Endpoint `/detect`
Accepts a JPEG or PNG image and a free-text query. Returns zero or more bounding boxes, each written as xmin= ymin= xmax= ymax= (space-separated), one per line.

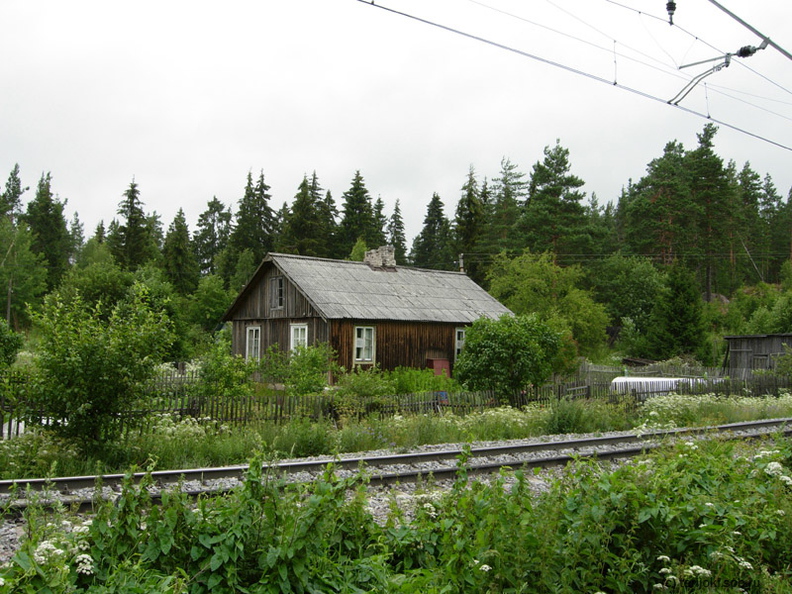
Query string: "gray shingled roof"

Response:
xmin=270 ymin=253 xmax=511 ymax=323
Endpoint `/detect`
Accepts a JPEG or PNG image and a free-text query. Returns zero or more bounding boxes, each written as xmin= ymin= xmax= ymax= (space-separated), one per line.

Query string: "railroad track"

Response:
xmin=2 ymin=417 xmax=791 ymax=513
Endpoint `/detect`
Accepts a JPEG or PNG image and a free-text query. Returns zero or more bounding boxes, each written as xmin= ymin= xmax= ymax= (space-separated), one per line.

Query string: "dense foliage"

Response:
xmin=0 ymin=122 xmax=790 ymax=361
xmin=3 ymin=434 xmax=792 ymax=592
xmin=29 ymin=285 xmax=174 ymax=450
xmin=454 ymin=314 xmax=565 ymax=399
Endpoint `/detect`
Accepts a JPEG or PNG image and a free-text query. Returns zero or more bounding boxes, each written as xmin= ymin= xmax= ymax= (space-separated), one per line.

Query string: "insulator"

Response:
xmin=666 ymin=1 xmax=677 ymax=25
xmin=737 ymin=45 xmax=756 ymax=58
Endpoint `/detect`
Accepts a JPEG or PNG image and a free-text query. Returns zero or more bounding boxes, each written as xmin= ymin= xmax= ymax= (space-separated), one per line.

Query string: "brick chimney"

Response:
xmin=364 ymin=245 xmax=397 ymax=269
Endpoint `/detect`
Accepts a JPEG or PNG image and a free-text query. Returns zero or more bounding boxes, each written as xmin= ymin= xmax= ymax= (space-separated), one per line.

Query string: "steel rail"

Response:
xmin=2 ymin=417 xmax=790 ymax=512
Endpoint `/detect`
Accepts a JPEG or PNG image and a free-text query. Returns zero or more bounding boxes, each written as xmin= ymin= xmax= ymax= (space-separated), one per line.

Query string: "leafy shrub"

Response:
xmin=30 ymin=285 xmax=174 ymax=452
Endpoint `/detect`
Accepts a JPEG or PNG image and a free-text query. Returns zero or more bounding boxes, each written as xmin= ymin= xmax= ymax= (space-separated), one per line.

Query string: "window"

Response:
xmin=354 ymin=326 xmax=375 ymax=363
xmin=455 ymin=327 xmax=466 ymax=360
xmin=290 ymin=323 xmax=308 ymax=351
xmin=246 ymin=326 xmax=261 ymax=360
xmin=270 ymin=276 xmax=284 ymax=309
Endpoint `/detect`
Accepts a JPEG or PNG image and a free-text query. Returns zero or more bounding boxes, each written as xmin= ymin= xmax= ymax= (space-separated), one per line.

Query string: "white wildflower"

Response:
xmin=75 ymin=553 xmax=94 ymax=575
xmin=765 ymin=462 xmax=784 ymax=477
xmin=657 ymin=555 xmax=670 ymax=563
xmin=777 ymin=510 xmax=786 ymax=516
xmin=738 ymin=560 xmax=753 ymax=570
xmin=479 ymin=564 xmax=491 ymax=572
xmin=659 ymin=567 xmax=672 ymax=575
xmin=422 ymin=503 xmax=437 ymax=518
xmin=683 ymin=565 xmax=712 ymax=578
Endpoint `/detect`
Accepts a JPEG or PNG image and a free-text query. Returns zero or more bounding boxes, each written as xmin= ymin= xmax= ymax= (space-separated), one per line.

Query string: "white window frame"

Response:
xmin=455 ymin=327 xmax=466 ymax=361
xmin=290 ymin=323 xmax=308 ymax=351
xmin=354 ymin=326 xmax=375 ymax=364
xmin=246 ymin=326 xmax=261 ymax=360
xmin=270 ymin=276 xmax=284 ymax=309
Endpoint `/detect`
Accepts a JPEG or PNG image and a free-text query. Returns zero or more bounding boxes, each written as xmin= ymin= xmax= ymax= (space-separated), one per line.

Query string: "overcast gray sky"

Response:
xmin=2 ymin=0 xmax=790 ymax=245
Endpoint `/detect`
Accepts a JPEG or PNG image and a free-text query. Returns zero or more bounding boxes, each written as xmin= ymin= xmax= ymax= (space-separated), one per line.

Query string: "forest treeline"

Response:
xmin=1 ymin=123 xmax=791 ymax=364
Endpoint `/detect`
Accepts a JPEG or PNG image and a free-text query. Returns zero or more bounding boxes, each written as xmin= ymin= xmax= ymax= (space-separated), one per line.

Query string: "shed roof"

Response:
xmin=224 ymin=252 xmax=512 ymax=324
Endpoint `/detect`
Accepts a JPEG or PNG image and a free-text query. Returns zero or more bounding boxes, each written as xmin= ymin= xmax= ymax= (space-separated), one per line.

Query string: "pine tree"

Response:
xmin=0 ymin=164 xmax=27 ymax=221
xmin=684 ymin=123 xmax=734 ymax=299
xmin=387 ymin=199 xmax=408 ymax=264
xmin=338 ymin=171 xmax=379 ymax=255
xmin=519 ymin=141 xmax=588 ymax=263
xmin=193 ymin=196 xmax=232 ymax=276
xmin=619 ymin=140 xmax=695 ymax=265
xmin=761 ymin=175 xmax=790 ymax=282
xmin=410 ymin=193 xmax=454 ymax=270
xmin=23 ymin=172 xmax=71 ymax=289
xmin=162 ymin=209 xmax=200 ymax=295
xmin=734 ymin=162 xmax=766 ymax=284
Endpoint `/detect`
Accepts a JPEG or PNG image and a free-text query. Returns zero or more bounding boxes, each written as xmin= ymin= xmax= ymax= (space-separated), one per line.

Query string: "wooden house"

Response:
xmin=221 ymin=246 xmax=512 ymax=375
xmin=722 ymin=333 xmax=792 ymax=378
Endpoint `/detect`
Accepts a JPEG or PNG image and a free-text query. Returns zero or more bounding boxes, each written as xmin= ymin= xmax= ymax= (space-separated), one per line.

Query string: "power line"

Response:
xmin=356 ymin=1 xmax=792 ymax=153
xmin=602 ymin=0 xmax=792 ymax=98
xmin=704 ymin=0 xmax=792 ymax=63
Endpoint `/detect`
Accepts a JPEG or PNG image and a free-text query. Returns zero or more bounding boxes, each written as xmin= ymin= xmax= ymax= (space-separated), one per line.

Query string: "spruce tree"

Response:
xmin=227 ymin=170 xmax=275 ymax=264
xmin=162 ymin=208 xmax=200 ymax=295
xmin=646 ymin=261 xmax=708 ymax=362
xmin=410 ymin=193 xmax=454 ymax=270
xmin=387 ymin=199 xmax=408 ymax=264
xmin=318 ymin=189 xmax=340 ymax=259
xmin=477 ymin=158 xmax=526 ymax=256
xmin=113 ymin=179 xmax=156 ymax=271
xmin=338 ymin=171 xmax=379 ymax=256
xmin=372 ymin=196 xmax=388 ymax=248
xmin=193 ymin=196 xmax=232 ymax=276
xmin=281 ymin=175 xmax=324 ymax=256
xmin=453 ymin=166 xmax=486 ymax=284
xmin=23 ymin=172 xmax=71 ymax=289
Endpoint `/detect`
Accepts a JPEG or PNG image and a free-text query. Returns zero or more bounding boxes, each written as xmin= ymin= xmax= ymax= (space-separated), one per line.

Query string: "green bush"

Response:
xmin=30 ymin=285 xmax=174 ymax=452
xmin=6 ymin=438 xmax=792 ymax=592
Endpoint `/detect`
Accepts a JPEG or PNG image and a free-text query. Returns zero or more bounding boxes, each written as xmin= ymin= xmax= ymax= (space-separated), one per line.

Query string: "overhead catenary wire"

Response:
xmin=603 ymin=0 xmax=792 ymax=98
xmin=356 ymin=1 xmax=792 ymax=153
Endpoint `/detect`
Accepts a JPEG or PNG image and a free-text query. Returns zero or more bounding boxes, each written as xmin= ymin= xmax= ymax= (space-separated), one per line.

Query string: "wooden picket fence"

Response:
xmin=2 ymin=367 xmax=791 ymax=439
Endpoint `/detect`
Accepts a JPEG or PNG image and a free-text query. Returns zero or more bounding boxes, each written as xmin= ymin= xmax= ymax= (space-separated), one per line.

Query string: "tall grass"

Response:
xmin=3 ymin=391 xmax=792 ymax=479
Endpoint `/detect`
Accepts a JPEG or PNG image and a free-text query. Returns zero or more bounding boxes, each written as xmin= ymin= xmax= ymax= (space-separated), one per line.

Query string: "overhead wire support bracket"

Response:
xmin=670 ymin=37 xmax=767 ymax=106
xmin=669 ymin=56 xmax=730 ymax=105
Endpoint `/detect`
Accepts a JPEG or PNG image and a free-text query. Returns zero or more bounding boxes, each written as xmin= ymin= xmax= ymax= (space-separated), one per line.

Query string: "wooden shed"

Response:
xmin=722 ymin=333 xmax=792 ymax=378
xmin=221 ymin=247 xmax=512 ymax=375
